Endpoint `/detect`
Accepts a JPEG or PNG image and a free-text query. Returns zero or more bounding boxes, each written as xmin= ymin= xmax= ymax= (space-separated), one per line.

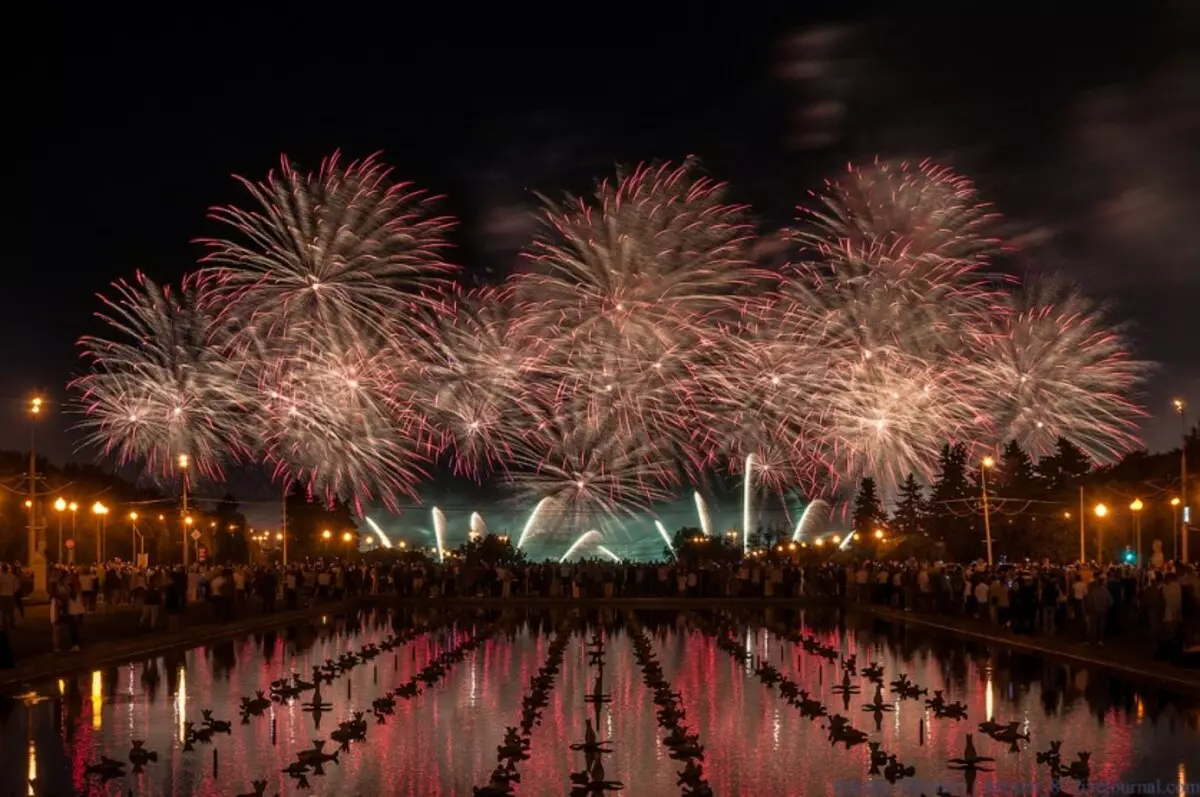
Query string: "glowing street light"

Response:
xmin=1093 ymin=503 xmax=1108 ymax=565
xmin=128 ymin=511 xmax=141 ymax=560
xmin=177 ymin=453 xmax=191 ymax=567
xmin=92 ymin=501 xmax=109 ymax=562
xmin=874 ymin=529 xmax=885 ymax=540
xmin=53 ymin=498 xmax=68 ymax=562
xmin=1130 ymin=498 xmax=1144 ymax=564
xmin=980 ymin=455 xmax=996 ymax=566
xmin=27 ymin=396 xmax=45 ymax=584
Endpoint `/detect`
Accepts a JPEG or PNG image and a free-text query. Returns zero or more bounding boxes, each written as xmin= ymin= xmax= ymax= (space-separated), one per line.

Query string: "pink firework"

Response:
xmin=198 ymin=150 xmax=457 ymax=341
xmin=973 ymin=278 xmax=1149 ymax=462
xmin=71 ymin=272 xmax=244 ymax=482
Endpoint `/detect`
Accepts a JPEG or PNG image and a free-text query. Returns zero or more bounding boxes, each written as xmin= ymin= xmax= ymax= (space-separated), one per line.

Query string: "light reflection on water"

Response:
xmin=0 ymin=607 xmax=1196 ymax=796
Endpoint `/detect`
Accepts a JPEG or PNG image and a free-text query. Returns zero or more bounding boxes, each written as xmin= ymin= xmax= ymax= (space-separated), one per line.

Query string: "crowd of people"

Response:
xmin=1 ymin=553 xmax=1198 ymax=669
xmin=823 ymin=559 xmax=1200 ymax=662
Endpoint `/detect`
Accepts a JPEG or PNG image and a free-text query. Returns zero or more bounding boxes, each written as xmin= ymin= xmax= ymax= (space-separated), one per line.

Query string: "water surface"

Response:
xmin=1 ymin=606 xmax=1195 ymax=796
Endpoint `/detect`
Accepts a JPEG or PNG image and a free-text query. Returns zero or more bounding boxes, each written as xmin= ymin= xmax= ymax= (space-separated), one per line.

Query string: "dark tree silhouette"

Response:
xmin=929 ymin=442 xmax=976 ymax=558
xmin=1037 ymin=437 xmax=1092 ymax=492
xmin=852 ymin=477 xmax=886 ymax=535
xmin=892 ymin=473 xmax=927 ymax=535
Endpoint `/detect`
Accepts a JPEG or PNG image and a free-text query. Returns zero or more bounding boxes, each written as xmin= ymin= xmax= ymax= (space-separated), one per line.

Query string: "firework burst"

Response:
xmin=799 ymin=157 xmax=1004 ymax=266
xmin=410 ymin=288 xmax=544 ymax=478
xmin=72 ymin=273 xmax=243 ymax=481
xmin=514 ymin=160 xmax=761 ymax=476
xmin=792 ymin=158 xmax=1011 ymax=359
xmin=70 ymin=151 xmax=1149 ymax=537
xmin=251 ymin=333 xmax=427 ymax=514
xmin=975 ymin=278 xmax=1149 ymax=460
xmin=198 ymin=150 xmax=456 ymax=339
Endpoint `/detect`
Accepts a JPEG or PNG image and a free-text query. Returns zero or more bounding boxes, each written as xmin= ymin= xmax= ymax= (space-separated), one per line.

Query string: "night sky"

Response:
xmin=19 ymin=2 xmax=1200 ymax=470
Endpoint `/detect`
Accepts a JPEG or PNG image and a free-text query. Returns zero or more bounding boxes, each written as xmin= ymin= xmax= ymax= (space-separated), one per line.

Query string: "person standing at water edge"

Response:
xmin=1084 ymin=575 xmax=1113 ymax=645
xmin=0 ymin=564 xmax=18 ymax=630
xmin=65 ymin=579 xmax=85 ymax=651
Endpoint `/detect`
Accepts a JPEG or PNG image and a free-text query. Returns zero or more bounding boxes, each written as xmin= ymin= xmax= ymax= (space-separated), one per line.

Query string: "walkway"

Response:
xmin=853 ymin=603 xmax=1200 ymax=695
xmin=0 ymin=599 xmax=359 ymax=690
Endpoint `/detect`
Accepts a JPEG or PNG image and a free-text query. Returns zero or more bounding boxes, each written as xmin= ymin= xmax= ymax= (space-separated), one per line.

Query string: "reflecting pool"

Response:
xmin=1 ymin=607 xmax=1195 ymax=796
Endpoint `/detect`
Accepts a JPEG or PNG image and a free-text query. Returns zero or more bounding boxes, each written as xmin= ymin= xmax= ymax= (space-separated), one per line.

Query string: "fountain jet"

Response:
xmin=742 ymin=453 xmax=757 ymax=555
xmin=431 ymin=507 xmax=447 ymax=563
xmin=516 ymin=498 xmax=551 ymax=550
xmin=560 ymin=530 xmax=601 ymax=563
xmin=469 ymin=511 xmax=487 ymax=540
xmin=596 ymin=545 xmax=621 ymax=563
xmin=693 ymin=491 xmax=713 ymax=537
xmin=364 ymin=517 xmax=393 ymax=549
xmin=791 ymin=500 xmax=830 ymax=542
xmin=654 ymin=520 xmax=676 ymax=559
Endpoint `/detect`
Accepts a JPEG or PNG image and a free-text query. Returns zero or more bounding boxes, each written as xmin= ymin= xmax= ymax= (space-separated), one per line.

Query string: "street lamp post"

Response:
xmin=322 ymin=529 xmax=332 ymax=553
xmin=1174 ymin=398 xmax=1189 ymax=563
xmin=54 ymin=498 xmax=67 ymax=563
xmin=980 ymin=456 xmax=995 ymax=567
xmin=68 ymin=502 xmax=78 ymax=564
xmin=1094 ymin=503 xmax=1108 ymax=565
xmin=1171 ymin=497 xmax=1182 ymax=560
xmin=28 ymin=396 xmax=46 ymax=596
xmin=91 ymin=502 xmax=109 ymax=562
xmin=184 ymin=515 xmax=195 ymax=563
xmin=1129 ymin=499 xmax=1143 ymax=565
xmin=178 ymin=454 xmax=190 ymax=567
xmin=129 ymin=512 xmax=140 ymax=562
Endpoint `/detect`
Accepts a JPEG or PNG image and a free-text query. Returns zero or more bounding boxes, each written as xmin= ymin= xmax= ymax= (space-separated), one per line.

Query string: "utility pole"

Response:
xmin=281 ymin=483 xmax=289 ymax=566
xmin=981 ymin=455 xmax=995 ymax=566
xmin=1079 ymin=486 xmax=1085 ymax=562
xmin=1176 ymin=399 xmax=1189 ymax=563
xmin=28 ymin=397 xmax=46 ymax=597
xmin=179 ymin=454 xmax=190 ymax=567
